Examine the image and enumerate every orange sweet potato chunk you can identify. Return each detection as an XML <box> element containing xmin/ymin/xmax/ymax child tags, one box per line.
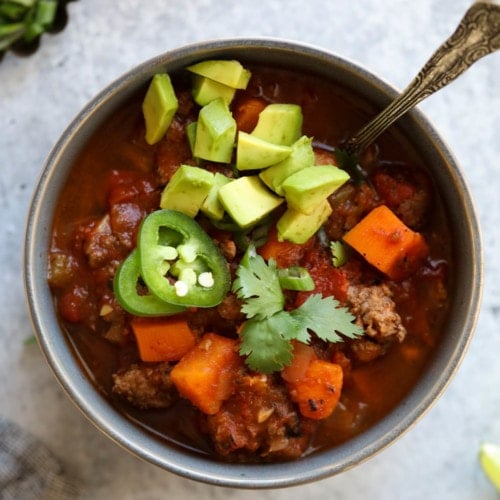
<box><xmin>131</xmin><ymin>316</ymin><xmax>197</xmax><ymax>363</ymax></box>
<box><xmin>170</xmin><ymin>332</ymin><xmax>242</xmax><ymax>414</ymax></box>
<box><xmin>343</xmin><ymin>204</ymin><xmax>429</xmax><ymax>280</ymax></box>
<box><xmin>287</xmin><ymin>359</ymin><xmax>343</xmax><ymax>420</ymax></box>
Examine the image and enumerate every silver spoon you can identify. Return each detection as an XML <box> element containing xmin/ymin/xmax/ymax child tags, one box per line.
<box><xmin>343</xmin><ymin>0</ymin><xmax>500</xmax><ymax>159</ymax></box>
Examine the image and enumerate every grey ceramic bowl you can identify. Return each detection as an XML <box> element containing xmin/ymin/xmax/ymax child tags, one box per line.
<box><xmin>24</xmin><ymin>38</ymin><xmax>483</xmax><ymax>488</ymax></box>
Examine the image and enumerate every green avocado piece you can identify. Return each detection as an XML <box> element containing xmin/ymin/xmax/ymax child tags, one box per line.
<box><xmin>186</xmin><ymin>60</ymin><xmax>251</xmax><ymax>89</ymax></box>
<box><xmin>259</xmin><ymin>136</ymin><xmax>314</xmax><ymax>194</ymax></box>
<box><xmin>218</xmin><ymin>175</ymin><xmax>284</xmax><ymax>229</ymax></box>
<box><xmin>277</xmin><ymin>199</ymin><xmax>333</xmax><ymax>244</ymax></box>
<box><xmin>193</xmin><ymin>98</ymin><xmax>236</xmax><ymax>163</ymax></box>
<box><xmin>186</xmin><ymin>121</ymin><xmax>197</xmax><ymax>155</ymax></box>
<box><xmin>192</xmin><ymin>75</ymin><xmax>236</xmax><ymax>106</ymax></box>
<box><xmin>236</xmin><ymin>131</ymin><xmax>292</xmax><ymax>171</ymax></box>
<box><xmin>200</xmin><ymin>172</ymin><xmax>232</xmax><ymax>221</ymax></box>
<box><xmin>142</xmin><ymin>73</ymin><xmax>179</xmax><ymax>145</ymax></box>
<box><xmin>251</xmin><ymin>103</ymin><xmax>303</xmax><ymax>146</ymax></box>
<box><xmin>160</xmin><ymin>165</ymin><xmax>214</xmax><ymax>218</ymax></box>
<box><xmin>281</xmin><ymin>165</ymin><xmax>350</xmax><ymax>214</ymax></box>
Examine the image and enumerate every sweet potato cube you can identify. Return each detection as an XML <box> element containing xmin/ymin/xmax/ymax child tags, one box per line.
<box><xmin>170</xmin><ymin>333</ymin><xmax>241</xmax><ymax>414</ymax></box>
<box><xmin>131</xmin><ymin>316</ymin><xmax>197</xmax><ymax>363</ymax></box>
<box><xmin>343</xmin><ymin>204</ymin><xmax>429</xmax><ymax>280</ymax></box>
<box><xmin>287</xmin><ymin>359</ymin><xmax>343</xmax><ymax>420</ymax></box>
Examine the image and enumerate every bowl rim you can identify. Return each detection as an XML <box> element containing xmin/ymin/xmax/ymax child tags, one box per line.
<box><xmin>23</xmin><ymin>37</ymin><xmax>483</xmax><ymax>488</ymax></box>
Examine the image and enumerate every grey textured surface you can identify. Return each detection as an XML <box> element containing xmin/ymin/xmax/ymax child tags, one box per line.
<box><xmin>1</xmin><ymin>0</ymin><xmax>499</xmax><ymax>498</ymax></box>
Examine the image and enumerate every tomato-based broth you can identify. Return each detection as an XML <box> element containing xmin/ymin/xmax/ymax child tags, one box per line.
<box><xmin>48</xmin><ymin>63</ymin><xmax>452</xmax><ymax>462</ymax></box>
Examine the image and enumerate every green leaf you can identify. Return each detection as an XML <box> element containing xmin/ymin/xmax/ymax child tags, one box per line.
<box><xmin>0</xmin><ymin>2</ymin><xmax>28</xmax><ymax>20</ymax></box>
<box><xmin>233</xmin><ymin>245</ymin><xmax>366</xmax><ymax>373</ymax></box>
<box><xmin>34</xmin><ymin>0</ymin><xmax>57</xmax><ymax>27</ymax></box>
<box><xmin>291</xmin><ymin>294</ymin><xmax>364</xmax><ymax>342</ymax></box>
<box><xmin>0</xmin><ymin>22</ymin><xmax>25</xmax><ymax>50</ymax></box>
<box><xmin>239</xmin><ymin>316</ymin><xmax>294</xmax><ymax>373</ymax></box>
<box><xmin>0</xmin><ymin>0</ymin><xmax>57</xmax><ymax>51</ymax></box>
<box><xmin>24</xmin><ymin>20</ymin><xmax>44</xmax><ymax>41</ymax></box>
<box><xmin>9</xmin><ymin>0</ymin><xmax>37</xmax><ymax>7</ymax></box>
<box><xmin>232</xmin><ymin>245</ymin><xmax>284</xmax><ymax>319</ymax></box>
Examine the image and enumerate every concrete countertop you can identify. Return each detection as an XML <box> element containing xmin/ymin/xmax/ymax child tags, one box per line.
<box><xmin>1</xmin><ymin>0</ymin><xmax>499</xmax><ymax>498</ymax></box>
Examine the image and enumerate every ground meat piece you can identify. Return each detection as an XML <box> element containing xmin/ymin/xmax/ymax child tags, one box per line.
<box><xmin>218</xmin><ymin>238</ymin><xmax>237</xmax><ymax>261</ymax></box>
<box><xmin>396</xmin><ymin>190</ymin><xmax>430</xmax><ymax>229</ymax></box>
<box><xmin>109</xmin><ymin>202</ymin><xmax>147</xmax><ymax>249</ymax></box>
<box><xmin>82</xmin><ymin>215</ymin><xmax>122</xmax><ymax>269</ymax></box>
<box><xmin>48</xmin><ymin>251</ymin><xmax>79</xmax><ymax>288</ymax></box>
<box><xmin>205</xmin><ymin>373</ymin><xmax>315</xmax><ymax>461</ymax></box>
<box><xmin>347</xmin><ymin>283</ymin><xmax>406</xmax><ymax>342</ymax></box>
<box><xmin>112</xmin><ymin>363</ymin><xmax>177</xmax><ymax>409</ymax></box>
<box><xmin>325</xmin><ymin>182</ymin><xmax>380</xmax><ymax>241</ymax></box>
<box><xmin>187</xmin><ymin>303</ymin><xmax>242</xmax><ymax>337</ymax></box>
<box><xmin>349</xmin><ymin>338</ymin><xmax>384</xmax><ymax>363</ymax></box>
<box><xmin>371</xmin><ymin>163</ymin><xmax>432</xmax><ymax>230</ymax></box>
<box><xmin>99</xmin><ymin>294</ymin><xmax>131</xmax><ymax>345</ymax></box>
<box><xmin>217</xmin><ymin>293</ymin><xmax>244</xmax><ymax>321</ymax></box>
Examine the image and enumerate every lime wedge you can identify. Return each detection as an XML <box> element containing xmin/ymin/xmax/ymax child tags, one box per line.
<box><xmin>479</xmin><ymin>442</ymin><xmax>500</xmax><ymax>491</ymax></box>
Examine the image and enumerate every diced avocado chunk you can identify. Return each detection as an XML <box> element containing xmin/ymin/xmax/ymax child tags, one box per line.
<box><xmin>192</xmin><ymin>75</ymin><xmax>236</xmax><ymax>106</ymax></box>
<box><xmin>236</xmin><ymin>131</ymin><xmax>292</xmax><ymax>171</ymax></box>
<box><xmin>160</xmin><ymin>165</ymin><xmax>214</xmax><ymax>218</ymax></box>
<box><xmin>218</xmin><ymin>176</ymin><xmax>284</xmax><ymax>229</ymax></box>
<box><xmin>281</xmin><ymin>165</ymin><xmax>350</xmax><ymax>214</ymax></box>
<box><xmin>200</xmin><ymin>172</ymin><xmax>232</xmax><ymax>221</ymax></box>
<box><xmin>259</xmin><ymin>136</ymin><xmax>314</xmax><ymax>194</ymax></box>
<box><xmin>277</xmin><ymin>199</ymin><xmax>333</xmax><ymax>244</ymax></box>
<box><xmin>251</xmin><ymin>103</ymin><xmax>303</xmax><ymax>146</ymax></box>
<box><xmin>142</xmin><ymin>73</ymin><xmax>179</xmax><ymax>145</ymax></box>
<box><xmin>186</xmin><ymin>60</ymin><xmax>251</xmax><ymax>89</ymax></box>
<box><xmin>193</xmin><ymin>98</ymin><xmax>236</xmax><ymax>163</ymax></box>
<box><xmin>186</xmin><ymin>121</ymin><xmax>197</xmax><ymax>154</ymax></box>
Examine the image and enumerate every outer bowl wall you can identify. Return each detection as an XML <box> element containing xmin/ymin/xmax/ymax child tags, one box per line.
<box><xmin>24</xmin><ymin>38</ymin><xmax>483</xmax><ymax>488</ymax></box>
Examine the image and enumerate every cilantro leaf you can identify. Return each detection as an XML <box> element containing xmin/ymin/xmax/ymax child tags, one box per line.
<box><xmin>233</xmin><ymin>244</ymin><xmax>365</xmax><ymax>373</ymax></box>
<box><xmin>239</xmin><ymin>314</ymin><xmax>294</xmax><ymax>373</ymax></box>
<box><xmin>291</xmin><ymin>294</ymin><xmax>364</xmax><ymax>342</ymax></box>
<box><xmin>232</xmin><ymin>246</ymin><xmax>284</xmax><ymax>320</ymax></box>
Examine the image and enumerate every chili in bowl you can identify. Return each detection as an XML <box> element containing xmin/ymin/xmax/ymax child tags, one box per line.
<box><xmin>24</xmin><ymin>38</ymin><xmax>483</xmax><ymax>488</ymax></box>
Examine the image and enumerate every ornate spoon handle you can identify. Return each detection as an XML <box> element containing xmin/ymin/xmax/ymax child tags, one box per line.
<box><xmin>345</xmin><ymin>0</ymin><xmax>500</xmax><ymax>156</ymax></box>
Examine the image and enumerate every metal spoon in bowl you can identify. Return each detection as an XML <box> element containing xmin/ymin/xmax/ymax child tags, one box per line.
<box><xmin>339</xmin><ymin>0</ymin><xmax>499</xmax><ymax>165</ymax></box>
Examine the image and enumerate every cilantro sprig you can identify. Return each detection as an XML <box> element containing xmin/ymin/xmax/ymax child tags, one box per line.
<box><xmin>232</xmin><ymin>245</ymin><xmax>364</xmax><ymax>373</ymax></box>
<box><xmin>233</xmin><ymin>246</ymin><xmax>284</xmax><ymax>320</ymax></box>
